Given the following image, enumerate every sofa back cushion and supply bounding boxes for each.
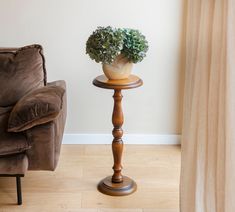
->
[8,85,65,132]
[0,44,46,107]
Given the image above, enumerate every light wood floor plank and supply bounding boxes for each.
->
[82,191,178,209]
[143,209,179,212]
[99,209,143,212]
[0,145,180,211]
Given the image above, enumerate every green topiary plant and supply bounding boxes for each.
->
[86,26,148,65]
[86,26,124,64]
[121,28,149,63]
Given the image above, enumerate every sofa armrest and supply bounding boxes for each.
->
[8,81,65,132]
[25,80,67,171]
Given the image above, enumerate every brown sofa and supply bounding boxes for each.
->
[0,44,67,205]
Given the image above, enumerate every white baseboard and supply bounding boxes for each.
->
[62,134,181,145]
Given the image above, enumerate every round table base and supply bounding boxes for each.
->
[97,176,137,196]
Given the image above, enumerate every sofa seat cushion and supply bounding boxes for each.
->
[0,106,31,157]
[0,154,28,175]
[0,44,46,107]
[0,133,31,157]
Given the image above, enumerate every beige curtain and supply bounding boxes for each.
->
[180,0,235,211]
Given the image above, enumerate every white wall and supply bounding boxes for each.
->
[0,0,183,135]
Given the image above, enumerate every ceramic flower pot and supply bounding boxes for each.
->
[102,54,133,80]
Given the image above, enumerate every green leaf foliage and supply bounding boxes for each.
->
[86,26,124,64]
[86,26,149,64]
[121,28,149,64]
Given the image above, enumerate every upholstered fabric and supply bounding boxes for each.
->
[0,106,13,132]
[0,134,31,157]
[0,154,28,175]
[8,85,65,132]
[26,80,67,171]
[0,106,31,156]
[0,44,66,177]
[0,44,46,107]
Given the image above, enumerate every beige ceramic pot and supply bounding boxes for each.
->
[102,54,133,80]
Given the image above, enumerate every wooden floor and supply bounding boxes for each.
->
[0,145,181,212]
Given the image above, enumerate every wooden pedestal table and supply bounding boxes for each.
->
[93,75,143,196]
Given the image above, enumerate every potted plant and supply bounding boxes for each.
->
[86,26,148,80]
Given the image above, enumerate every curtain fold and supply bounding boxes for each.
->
[180,0,235,211]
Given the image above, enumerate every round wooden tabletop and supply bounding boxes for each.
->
[93,75,143,90]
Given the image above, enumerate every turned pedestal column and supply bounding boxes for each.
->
[93,75,143,196]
